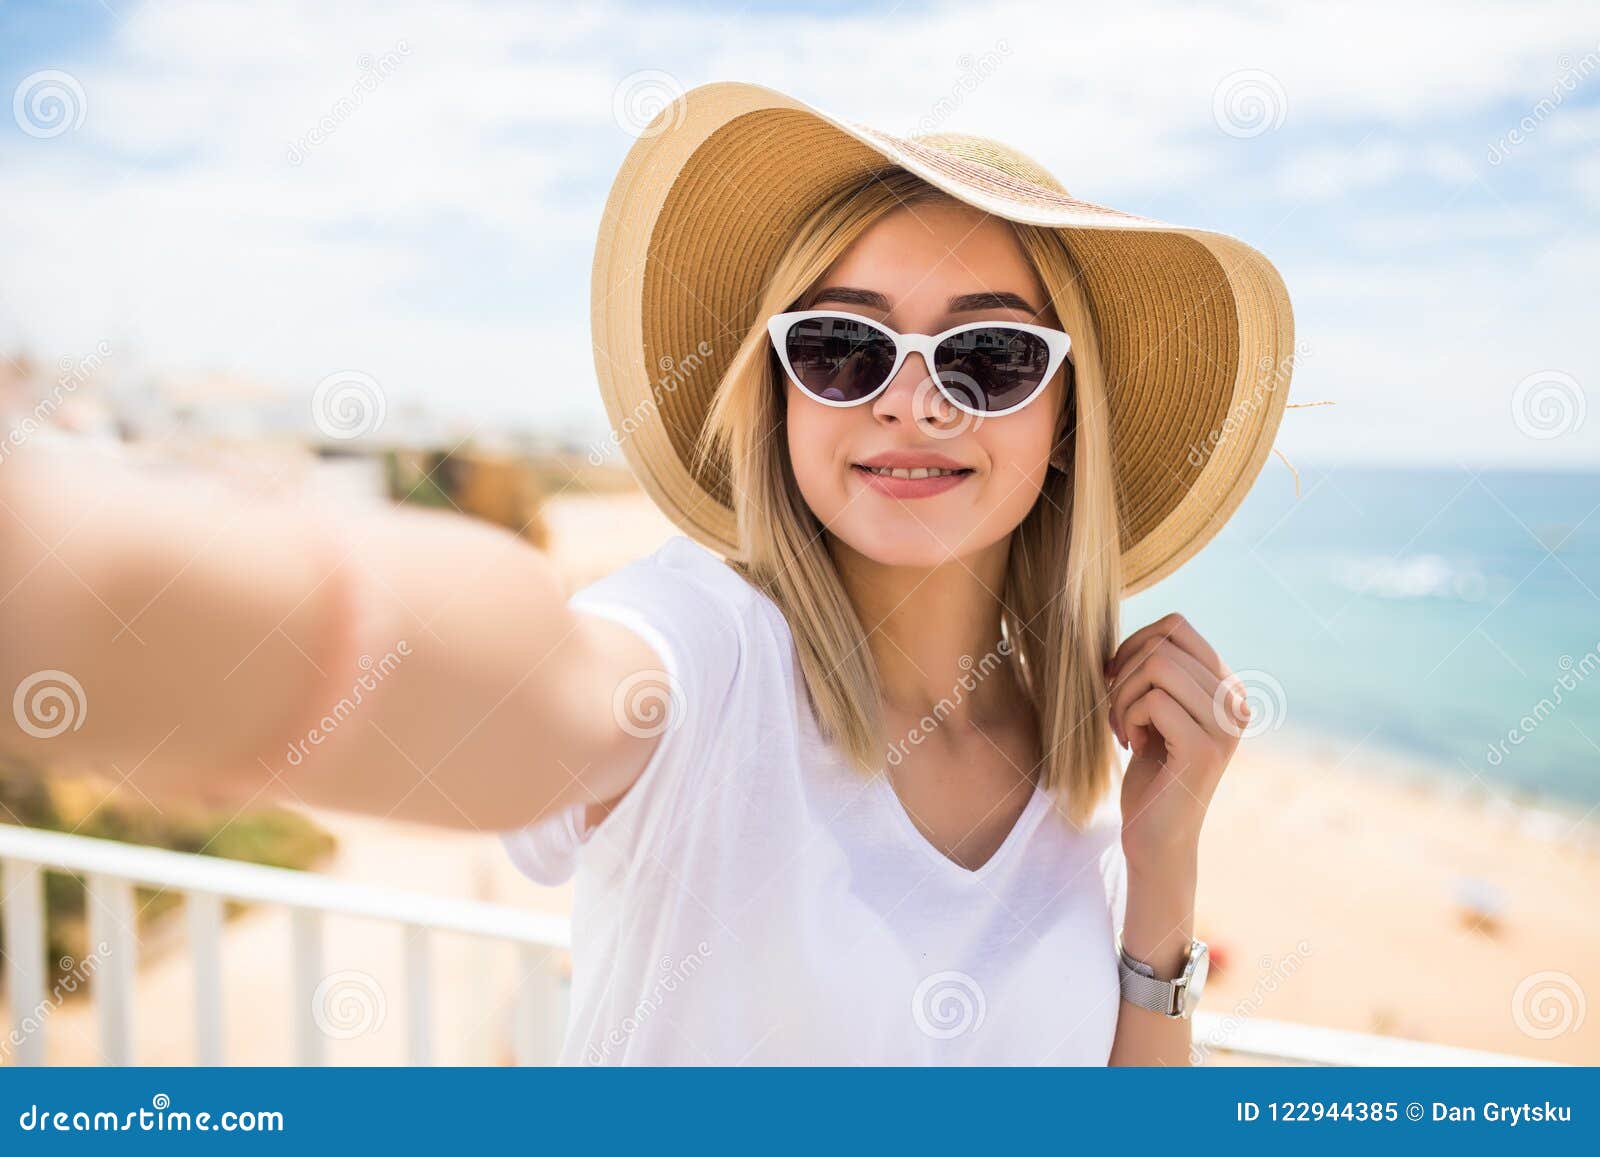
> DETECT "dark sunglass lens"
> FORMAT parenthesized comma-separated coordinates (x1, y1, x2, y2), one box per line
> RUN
(934, 327, 1051, 411)
(784, 317, 896, 403)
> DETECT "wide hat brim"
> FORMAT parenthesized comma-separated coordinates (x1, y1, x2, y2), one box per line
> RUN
(590, 80, 1295, 595)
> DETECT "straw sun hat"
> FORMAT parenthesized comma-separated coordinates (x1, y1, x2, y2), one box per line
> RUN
(590, 80, 1297, 594)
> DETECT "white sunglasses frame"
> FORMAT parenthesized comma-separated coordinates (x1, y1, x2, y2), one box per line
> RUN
(766, 309, 1073, 418)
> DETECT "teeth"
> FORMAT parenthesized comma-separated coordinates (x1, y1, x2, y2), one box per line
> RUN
(859, 466, 963, 479)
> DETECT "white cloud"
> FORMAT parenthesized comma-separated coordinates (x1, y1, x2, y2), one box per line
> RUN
(0, 0, 1595, 461)
(1271, 139, 1484, 202)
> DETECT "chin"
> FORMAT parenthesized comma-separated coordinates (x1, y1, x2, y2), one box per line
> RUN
(827, 511, 997, 569)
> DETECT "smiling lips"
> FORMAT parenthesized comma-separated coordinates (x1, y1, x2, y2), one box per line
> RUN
(850, 452, 975, 499)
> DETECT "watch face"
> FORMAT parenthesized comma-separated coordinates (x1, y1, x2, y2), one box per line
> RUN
(1185, 942, 1210, 1005)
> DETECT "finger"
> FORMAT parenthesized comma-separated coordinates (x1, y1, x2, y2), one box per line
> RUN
(1110, 640, 1196, 746)
(1111, 634, 1246, 742)
(1111, 641, 1210, 737)
(1110, 642, 1225, 748)
(1112, 620, 1227, 696)
(1110, 612, 1227, 682)
(1123, 686, 1210, 771)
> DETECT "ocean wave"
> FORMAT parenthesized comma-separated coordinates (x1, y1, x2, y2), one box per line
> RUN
(1332, 553, 1488, 601)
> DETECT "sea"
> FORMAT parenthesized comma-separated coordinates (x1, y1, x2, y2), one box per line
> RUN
(1122, 463, 1600, 813)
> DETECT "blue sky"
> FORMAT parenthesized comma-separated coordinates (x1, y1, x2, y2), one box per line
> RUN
(2, 0, 1597, 466)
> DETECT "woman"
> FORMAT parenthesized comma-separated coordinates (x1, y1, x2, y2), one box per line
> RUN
(0, 82, 1293, 1065)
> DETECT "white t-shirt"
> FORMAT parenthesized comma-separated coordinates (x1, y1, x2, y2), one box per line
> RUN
(500, 534, 1132, 1065)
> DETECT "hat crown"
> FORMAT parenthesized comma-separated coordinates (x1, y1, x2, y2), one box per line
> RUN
(905, 131, 1071, 197)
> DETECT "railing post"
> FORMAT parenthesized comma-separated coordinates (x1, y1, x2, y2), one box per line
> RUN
(2, 858, 47, 1066)
(85, 873, 137, 1066)
(290, 906, 325, 1065)
(403, 924, 432, 1065)
(513, 946, 567, 1066)
(187, 891, 225, 1065)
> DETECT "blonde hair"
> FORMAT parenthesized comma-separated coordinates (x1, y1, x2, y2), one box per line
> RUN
(698, 167, 1123, 827)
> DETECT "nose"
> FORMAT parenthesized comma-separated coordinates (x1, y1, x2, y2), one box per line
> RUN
(869, 350, 959, 429)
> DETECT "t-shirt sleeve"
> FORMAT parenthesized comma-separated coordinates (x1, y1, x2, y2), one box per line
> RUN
(498, 539, 745, 885)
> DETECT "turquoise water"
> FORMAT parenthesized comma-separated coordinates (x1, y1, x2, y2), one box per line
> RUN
(1122, 464, 1600, 808)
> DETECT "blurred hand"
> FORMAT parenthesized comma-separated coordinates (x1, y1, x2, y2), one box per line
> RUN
(1105, 612, 1250, 878)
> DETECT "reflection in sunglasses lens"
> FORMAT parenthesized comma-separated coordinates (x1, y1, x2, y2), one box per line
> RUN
(784, 317, 896, 403)
(934, 327, 1050, 412)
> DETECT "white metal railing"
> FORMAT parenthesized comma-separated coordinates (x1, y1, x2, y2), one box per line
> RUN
(1, 824, 1557, 1067)
(1190, 1013, 1557, 1066)
(0, 823, 570, 1066)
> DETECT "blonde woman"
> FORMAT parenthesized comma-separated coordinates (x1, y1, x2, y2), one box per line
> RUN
(0, 83, 1292, 1065)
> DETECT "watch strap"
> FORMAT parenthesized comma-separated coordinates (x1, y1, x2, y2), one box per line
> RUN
(1118, 952, 1184, 1016)
(1116, 936, 1199, 1018)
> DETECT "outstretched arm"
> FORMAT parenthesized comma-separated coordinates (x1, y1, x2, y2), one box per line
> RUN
(0, 439, 663, 831)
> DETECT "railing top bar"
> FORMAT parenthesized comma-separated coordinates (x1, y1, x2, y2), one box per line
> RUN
(0, 823, 570, 950)
(1191, 1011, 1559, 1067)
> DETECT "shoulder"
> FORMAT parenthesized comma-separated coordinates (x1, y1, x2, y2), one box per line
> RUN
(649, 535, 768, 612)
(567, 535, 790, 700)
(502, 537, 793, 888)
(574, 535, 765, 621)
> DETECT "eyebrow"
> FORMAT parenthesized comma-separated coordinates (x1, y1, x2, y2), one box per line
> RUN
(808, 286, 1041, 315)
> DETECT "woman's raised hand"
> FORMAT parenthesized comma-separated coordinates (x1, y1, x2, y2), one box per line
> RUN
(1105, 612, 1251, 877)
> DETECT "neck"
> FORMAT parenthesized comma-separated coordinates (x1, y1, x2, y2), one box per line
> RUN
(828, 534, 1023, 729)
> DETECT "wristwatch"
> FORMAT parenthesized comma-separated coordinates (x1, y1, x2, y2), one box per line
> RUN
(1116, 931, 1209, 1019)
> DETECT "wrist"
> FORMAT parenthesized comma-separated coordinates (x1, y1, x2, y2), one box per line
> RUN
(1126, 850, 1197, 899)
(1123, 831, 1199, 884)
(1120, 857, 1197, 980)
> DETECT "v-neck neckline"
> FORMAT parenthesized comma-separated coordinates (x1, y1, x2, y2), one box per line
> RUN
(873, 769, 1049, 882)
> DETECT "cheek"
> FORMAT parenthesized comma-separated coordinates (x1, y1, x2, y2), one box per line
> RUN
(784, 388, 850, 514)
(975, 395, 1059, 514)
(975, 422, 1054, 532)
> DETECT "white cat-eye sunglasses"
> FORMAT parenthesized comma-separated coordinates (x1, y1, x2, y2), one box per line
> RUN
(767, 309, 1072, 418)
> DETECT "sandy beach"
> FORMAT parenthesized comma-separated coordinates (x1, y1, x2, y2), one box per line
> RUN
(10, 489, 1596, 1065)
